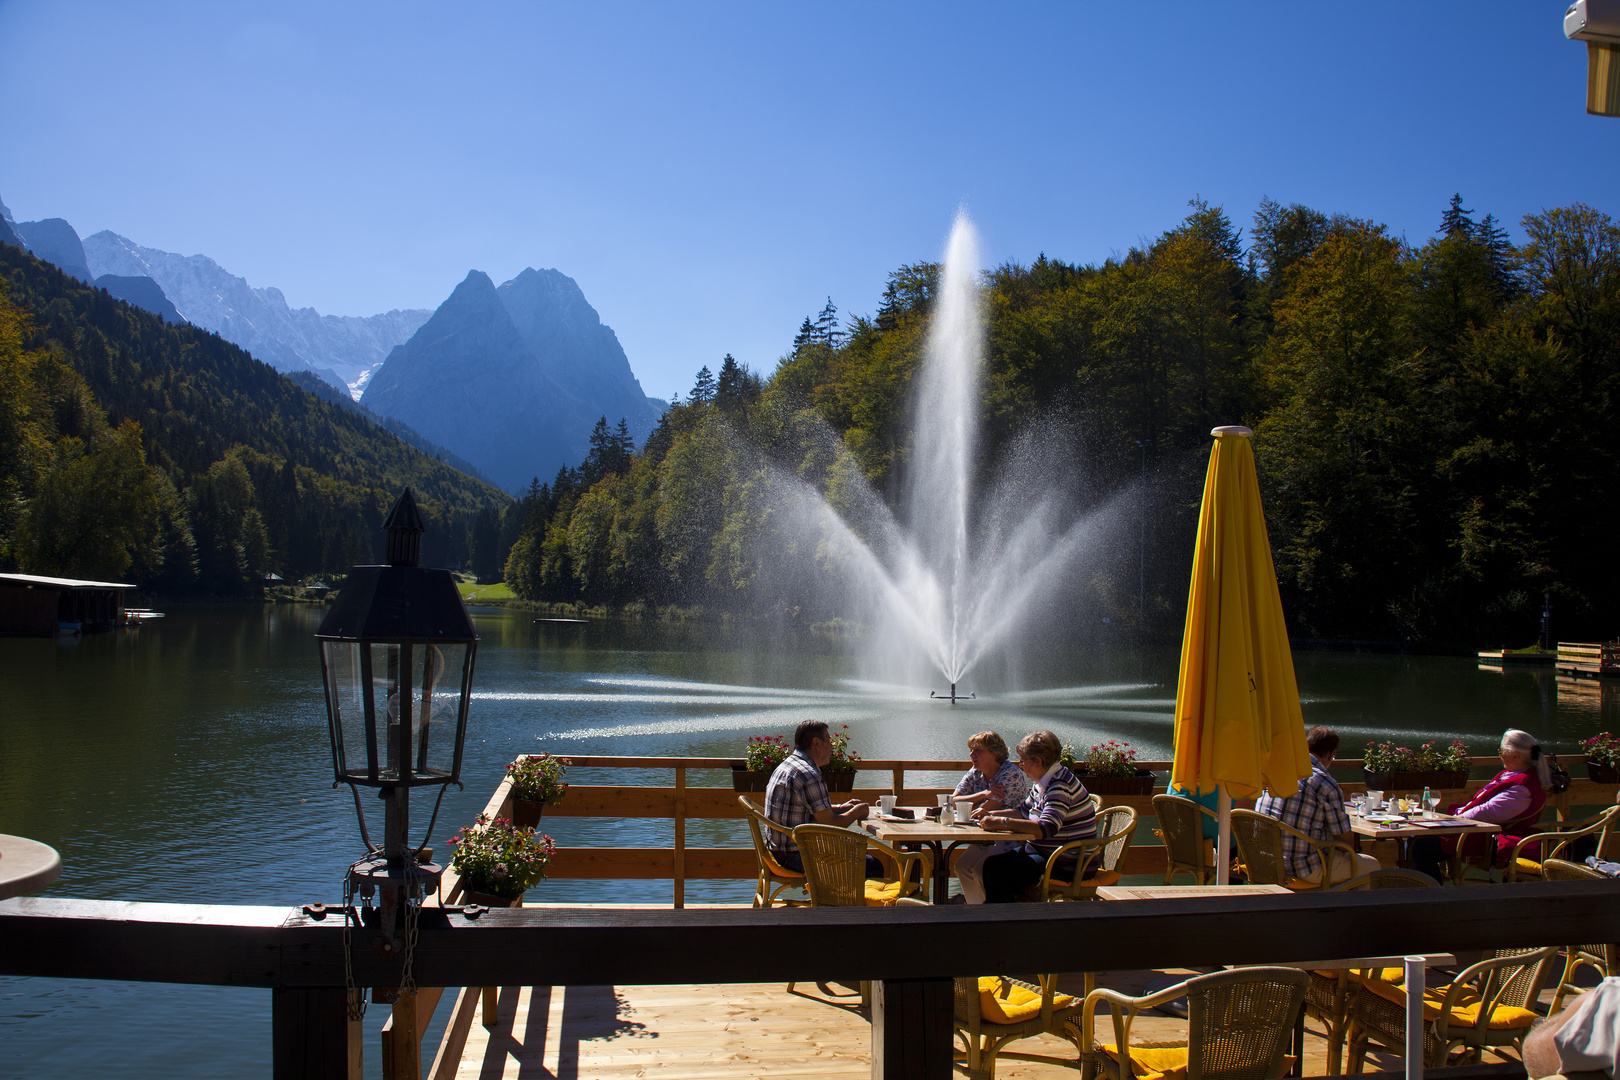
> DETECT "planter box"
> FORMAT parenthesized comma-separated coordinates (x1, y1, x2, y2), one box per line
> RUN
(461, 888, 525, 908)
(511, 798, 547, 829)
(822, 768, 857, 793)
(1587, 759, 1620, 784)
(732, 764, 775, 792)
(1362, 768, 1469, 792)
(1074, 769, 1156, 796)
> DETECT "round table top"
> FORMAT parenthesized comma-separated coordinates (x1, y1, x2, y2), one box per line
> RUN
(0, 834, 61, 901)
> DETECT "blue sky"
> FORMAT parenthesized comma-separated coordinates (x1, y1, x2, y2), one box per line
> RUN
(1, 1, 1614, 401)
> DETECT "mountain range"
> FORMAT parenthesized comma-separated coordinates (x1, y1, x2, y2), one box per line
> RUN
(1, 195, 668, 493)
(362, 267, 664, 493)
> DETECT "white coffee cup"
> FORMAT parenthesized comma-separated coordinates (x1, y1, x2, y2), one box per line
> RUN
(879, 795, 897, 816)
(954, 802, 971, 824)
(1365, 790, 1383, 811)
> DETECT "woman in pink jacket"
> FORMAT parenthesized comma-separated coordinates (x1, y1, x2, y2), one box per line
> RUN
(1413, 728, 1548, 882)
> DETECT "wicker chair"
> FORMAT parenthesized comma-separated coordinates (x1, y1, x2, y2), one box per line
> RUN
(1305, 870, 1436, 1074)
(1542, 858, 1620, 1013)
(1345, 946, 1559, 1072)
(1040, 806, 1139, 901)
(791, 822, 931, 906)
(1080, 967, 1308, 1080)
(737, 795, 809, 908)
(1500, 806, 1619, 883)
(955, 973, 1085, 1080)
(1154, 794, 1219, 885)
(1230, 809, 1358, 891)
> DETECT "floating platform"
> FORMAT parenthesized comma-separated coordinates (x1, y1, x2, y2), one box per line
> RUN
(1556, 641, 1620, 679)
(1476, 649, 1555, 665)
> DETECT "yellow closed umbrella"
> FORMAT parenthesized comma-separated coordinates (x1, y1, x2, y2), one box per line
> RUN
(1170, 425, 1312, 884)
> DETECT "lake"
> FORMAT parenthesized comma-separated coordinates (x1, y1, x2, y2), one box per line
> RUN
(2, 602, 1614, 1076)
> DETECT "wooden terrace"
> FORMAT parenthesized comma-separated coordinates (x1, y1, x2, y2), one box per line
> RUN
(3, 754, 1618, 1079)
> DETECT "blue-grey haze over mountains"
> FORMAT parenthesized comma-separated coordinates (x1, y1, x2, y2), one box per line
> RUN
(1, 193, 666, 493)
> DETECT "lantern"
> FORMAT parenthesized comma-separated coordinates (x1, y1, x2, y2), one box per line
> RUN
(316, 488, 477, 949)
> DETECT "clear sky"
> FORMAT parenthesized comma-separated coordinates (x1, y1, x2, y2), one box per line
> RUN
(1, 1, 1614, 401)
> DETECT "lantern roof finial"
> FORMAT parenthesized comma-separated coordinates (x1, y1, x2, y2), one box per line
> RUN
(383, 488, 425, 567)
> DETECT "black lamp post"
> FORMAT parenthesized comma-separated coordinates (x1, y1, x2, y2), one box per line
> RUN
(316, 488, 478, 957)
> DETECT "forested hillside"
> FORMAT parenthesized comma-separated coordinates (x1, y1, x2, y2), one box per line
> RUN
(0, 243, 509, 593)
(497, 196, 1620, 648)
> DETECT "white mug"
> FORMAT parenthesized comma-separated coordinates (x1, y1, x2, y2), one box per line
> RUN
(879, 795, 897, 816)
(1365, 790, 1383, 811)
(954, 802, 971, 824)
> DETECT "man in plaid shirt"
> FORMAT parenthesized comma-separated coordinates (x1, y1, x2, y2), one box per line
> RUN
(764, 719, 880, 876)
(1254, 727, 1379, 884)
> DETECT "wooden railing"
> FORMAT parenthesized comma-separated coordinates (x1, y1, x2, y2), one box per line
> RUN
(4, 882, 1619, 1079)
(530, 754, 1620, 904)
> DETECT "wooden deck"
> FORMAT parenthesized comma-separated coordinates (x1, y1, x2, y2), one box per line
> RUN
(443, 965, 1446, 1078)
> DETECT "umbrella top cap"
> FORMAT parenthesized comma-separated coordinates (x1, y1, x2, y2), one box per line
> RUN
(1211, 425, 1254, 438)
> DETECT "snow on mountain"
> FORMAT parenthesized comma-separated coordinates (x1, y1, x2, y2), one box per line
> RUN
(83, 231, 430, 396)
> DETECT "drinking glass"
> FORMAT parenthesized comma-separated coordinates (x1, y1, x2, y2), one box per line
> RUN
(1426, 794, 1441, 815)
(1365, 790, 1383, 811)
(879, 794, 897, 817)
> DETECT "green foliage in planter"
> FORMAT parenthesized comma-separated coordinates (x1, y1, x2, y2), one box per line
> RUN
(1363, 740, 1470, 774)
(745, 735, 791, 772)
(1581, 732, 1620, 768)
(449, 813, 555, 899)
(826, 723, 862, 772)
(507, 752, 569, 803)
(1061, 739, 1140, 778)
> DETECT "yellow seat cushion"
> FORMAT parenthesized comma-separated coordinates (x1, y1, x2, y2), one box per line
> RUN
(1049, 869, 1123, 892)
(1363, 979, 1539, 1029)
(977, 976, 1076, 1024)
(864, 879, 906, 906)
(1101, 1043, 1189, 1080)
(1311, 966, 1404, 983)
(1284, 877, 1320, 890)
(1513, 858, 1544, 878)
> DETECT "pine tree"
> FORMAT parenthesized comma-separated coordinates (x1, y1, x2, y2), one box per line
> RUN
(614, 417, 635, 464)
(1476, 213, 1523, 301)
(716, 354, 745, 413)
(1440, 193, 1476, 240)
(792, 317, 816, 355)
(815, 297, 842, 349)
(690, 365, 716, 405)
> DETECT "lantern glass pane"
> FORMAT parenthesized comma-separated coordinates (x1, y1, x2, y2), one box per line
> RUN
(323, 640, 367, 778)
(412, 642, 466, 779)
(370, 642, 405, 781)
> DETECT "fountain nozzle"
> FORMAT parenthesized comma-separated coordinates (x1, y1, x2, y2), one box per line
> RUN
(930, 682, 975, 703)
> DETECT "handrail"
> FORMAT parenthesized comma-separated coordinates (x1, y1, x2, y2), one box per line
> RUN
(3, 883, 1619, 1079)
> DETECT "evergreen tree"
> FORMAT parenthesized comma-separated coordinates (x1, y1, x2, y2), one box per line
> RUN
(792, 317, 816, 355)
(1441, 193, 1476, 239)
(1476, 213, 1523, 301)
(716, 354, 745, 413)
(815, 297, 843, 349)
(690, 365, 716, 406)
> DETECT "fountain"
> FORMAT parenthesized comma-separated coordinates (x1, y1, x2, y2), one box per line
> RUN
(759, 211, 1122, 698)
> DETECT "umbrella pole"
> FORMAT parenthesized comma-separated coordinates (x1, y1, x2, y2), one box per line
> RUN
(1216, 786, 1232, 886)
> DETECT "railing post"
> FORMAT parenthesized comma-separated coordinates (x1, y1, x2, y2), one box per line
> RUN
(272, 986, 361, 1080)
(892, 767, 905, 802)
(871, 977, 952, 1079)
(674, 765, 687, 909)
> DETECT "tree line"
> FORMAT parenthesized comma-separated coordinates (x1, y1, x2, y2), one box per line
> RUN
(493, 195, 1620, 648)
(0, 243, 509, 594)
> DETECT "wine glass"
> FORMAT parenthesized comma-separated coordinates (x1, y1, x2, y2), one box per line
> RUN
(1426, 793, 1441, 815)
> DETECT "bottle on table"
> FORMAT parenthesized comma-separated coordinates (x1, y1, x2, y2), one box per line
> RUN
(1421, 785, 1432, 816)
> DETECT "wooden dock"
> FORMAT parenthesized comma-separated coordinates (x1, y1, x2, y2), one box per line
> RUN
(1557, 641, 1620, 679)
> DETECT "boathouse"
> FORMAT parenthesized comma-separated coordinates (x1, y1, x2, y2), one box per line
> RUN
(0, 573, 136, 636)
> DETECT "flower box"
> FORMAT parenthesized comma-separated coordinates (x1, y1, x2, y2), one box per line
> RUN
(732, 763, 773, 792)
(1586, 759, 1620, 784)
(1073, 768, 1156, 796)
(1362, 769, 1469, 792)
(511, 798, 547, 829)
(822, 767, 856, 793)
(461, 889, 525, 908)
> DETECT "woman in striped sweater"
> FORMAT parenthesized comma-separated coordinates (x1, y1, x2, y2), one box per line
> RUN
(977, 731, 1098, 903)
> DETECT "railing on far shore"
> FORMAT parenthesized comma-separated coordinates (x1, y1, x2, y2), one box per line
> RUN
(515, 754, 1620, 907)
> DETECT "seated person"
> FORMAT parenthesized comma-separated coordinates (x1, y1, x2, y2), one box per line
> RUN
(1254, 725, 1379, 885)
(950, 731, 1034, 904)
(763, 719, 880, 877)
(977, 731, 1097, 903)
(1525, 976, 1620, 1079)
(1413, 727, 1549, 883)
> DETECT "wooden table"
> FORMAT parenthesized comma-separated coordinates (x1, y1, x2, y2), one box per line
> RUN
(1349, 811, 1499, 869)
(863, 817, 1002, 904)
(0, 834, 61, 901)
(1096, 883, 1291, 900)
